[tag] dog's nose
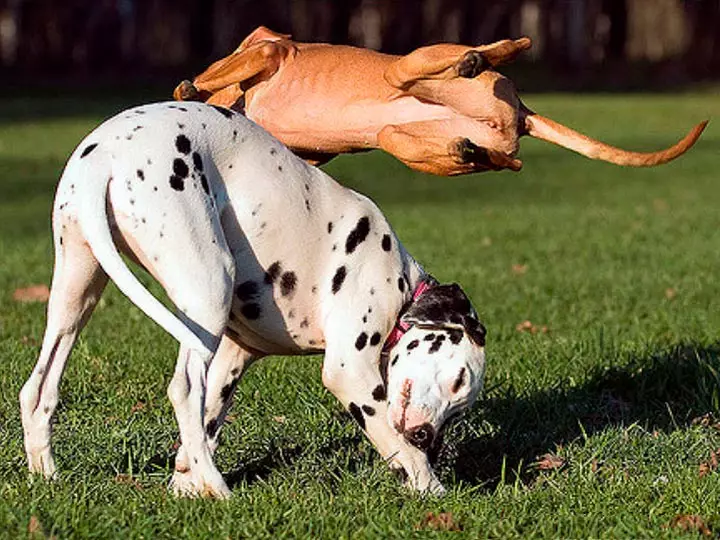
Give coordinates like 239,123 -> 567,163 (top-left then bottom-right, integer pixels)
404,423 -> 435,451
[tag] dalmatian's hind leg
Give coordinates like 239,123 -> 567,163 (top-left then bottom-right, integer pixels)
171,332 -> 257,493
19,221 -> 108,478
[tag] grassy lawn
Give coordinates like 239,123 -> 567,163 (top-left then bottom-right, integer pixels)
0,90 -> 719,537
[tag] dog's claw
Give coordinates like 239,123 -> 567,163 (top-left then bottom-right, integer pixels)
456,51 -> 490,78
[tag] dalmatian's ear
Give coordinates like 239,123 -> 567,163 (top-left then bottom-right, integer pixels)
401,283 -> 486,346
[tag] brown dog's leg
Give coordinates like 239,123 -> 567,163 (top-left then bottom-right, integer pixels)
384,38 -> 531,90
174,41 -> 288,102
378,122 -> 522,176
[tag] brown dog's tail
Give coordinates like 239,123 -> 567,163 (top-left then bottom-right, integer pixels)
520,104 -> 707,167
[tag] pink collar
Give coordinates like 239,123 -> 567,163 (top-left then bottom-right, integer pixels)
382,277 -> 434,353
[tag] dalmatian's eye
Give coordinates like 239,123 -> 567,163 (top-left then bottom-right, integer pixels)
450,367 -> 466,394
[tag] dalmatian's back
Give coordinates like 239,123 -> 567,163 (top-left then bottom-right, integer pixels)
55,102 -> 412,354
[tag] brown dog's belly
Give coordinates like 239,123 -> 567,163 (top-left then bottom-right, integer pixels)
247,93 -> 464,154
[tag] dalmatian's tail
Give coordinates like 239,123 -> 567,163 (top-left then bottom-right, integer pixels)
74,153 -> 213,356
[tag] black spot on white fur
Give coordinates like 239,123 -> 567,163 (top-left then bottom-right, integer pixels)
355,332 -> 368,351
332,266 -> 347,294
407,339 -> 419,350
372,385 -> 386,402
192,152 -> 204,172
428,334 -> 446,354
175,134 -> 191,154
370,332 -> 381,346
80,143 -> 98,158
346,216 -> 370,254
264,262 -> 282,284
382,234 -> 391,251
211,104 -> 234,118
348,402 -> 366,430
361,405 -> 375,416
173,158 -> 189,178
280,272 -> 297,297
169,175 -> 184,191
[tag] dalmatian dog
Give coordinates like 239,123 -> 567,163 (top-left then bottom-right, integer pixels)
19,102 -> 487,498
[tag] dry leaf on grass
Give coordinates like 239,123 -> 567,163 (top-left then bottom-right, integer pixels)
516,320 -> 549,334
13,285 -> 50,303
698,449 -> 720,478
535,453 -> 566,471
480,236 -> 492,247
273,415 -> 286,424
130,401 -> 146,413
28,515 -> 44,536
416,512 -> 463,532
665,287 -> 677,300
115,474 -> 144,490
692,413 -> 720,431
21,335 -> 40,346
668,515 -> 712,536
653,198 -> 669,212
511,264 -> 528,275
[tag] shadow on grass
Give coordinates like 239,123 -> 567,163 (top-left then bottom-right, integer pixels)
135,344 -> 719,491
447,343 -> 720,489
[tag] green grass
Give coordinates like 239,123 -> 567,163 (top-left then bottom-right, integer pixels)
1,90 -> 719,538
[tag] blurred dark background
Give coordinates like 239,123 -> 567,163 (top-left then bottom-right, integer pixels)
0,0 -> 718,92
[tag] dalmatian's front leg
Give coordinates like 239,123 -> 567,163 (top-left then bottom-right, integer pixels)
322,341 -> 444,495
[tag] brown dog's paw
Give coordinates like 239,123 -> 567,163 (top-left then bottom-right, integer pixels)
448,137 -> 488,164
174,80 -> 201,101
448,138 -> 523,171
455,51 -> 490,78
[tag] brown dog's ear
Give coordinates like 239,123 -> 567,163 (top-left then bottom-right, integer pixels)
401,283 -> 486,346
237,26 -> 291,52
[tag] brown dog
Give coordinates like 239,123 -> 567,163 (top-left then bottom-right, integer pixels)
174,26 -> 706,176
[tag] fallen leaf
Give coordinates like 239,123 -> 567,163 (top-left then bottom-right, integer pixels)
653,198 -> 669,212
21,335 -> 40,346
516,320 -> 550,334
535,453 -> 566,471
115,474 -> 143,490
665,287 -> 677,300
28,515 -> 44,537
668,515 -> 712,536
130,401 -> 145,413
480,236 -> 492,247
511,263 -> 528,275
691,413 -> 720,430
416,512 -> 463,532
516,320 -> 533,332
13,285 -> 50,303
699,449 -> 720,478
273,415 -> 286,424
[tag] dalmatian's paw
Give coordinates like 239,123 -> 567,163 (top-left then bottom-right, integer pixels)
169,469 -> 231,500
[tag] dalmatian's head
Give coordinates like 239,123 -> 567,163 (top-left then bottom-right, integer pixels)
384,283 -> 486,453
